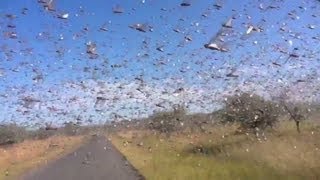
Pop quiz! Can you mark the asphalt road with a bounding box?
[22,135,144,180]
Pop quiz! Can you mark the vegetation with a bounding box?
[110,121,320,180]
[30,128,57,140]
[0,121,90,145]
[0,92,318,179]
[0,124,28,146]
[274,89,310,133]
[283,105,306,133]
[147,105,186,134]
[107,92,319,180]
[62,122,80,136]
[0,135,84,180]
[221,93,281,132]
[0,121,95,179]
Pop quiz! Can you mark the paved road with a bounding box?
[22,135,144,180]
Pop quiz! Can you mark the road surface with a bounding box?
[22,135,144,180]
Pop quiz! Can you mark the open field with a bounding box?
[0,135,85,180]
[110,121,320,180]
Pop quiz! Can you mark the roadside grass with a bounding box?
[0,135,85,180]
[110,121,320,180]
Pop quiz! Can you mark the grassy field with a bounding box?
[0,135,85,180]
[110,121,320,180]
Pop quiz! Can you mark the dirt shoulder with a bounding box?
[21,135,144,180]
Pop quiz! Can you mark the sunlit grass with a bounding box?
[110,121,320,180]
[0,135,85,180]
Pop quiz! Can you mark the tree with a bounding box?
[222,92,280,132]
[148,105,186,134]
[275,89,308,133]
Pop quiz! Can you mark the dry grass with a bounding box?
[110,121,320,180]
[0,135,85,180]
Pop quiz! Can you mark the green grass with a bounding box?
[110,121,320,180]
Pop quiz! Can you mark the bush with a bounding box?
[0,124,27,145]
[148,105,186,134]
[31,128,57,140]
[63,122,80,136]
[222,93,280,131]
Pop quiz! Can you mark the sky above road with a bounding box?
[0,0,320,127]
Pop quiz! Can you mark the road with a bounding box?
[22,135,145,180]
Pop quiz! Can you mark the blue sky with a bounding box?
[0,0,320,126]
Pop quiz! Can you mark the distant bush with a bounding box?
[0,124,28,145]
[221,93,280,132]
[31,128,57,140]
[62,122,80,136]
[148,105,186,134]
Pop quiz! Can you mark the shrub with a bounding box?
[63,122,80,136]
[221,93,280,132]
[31,128,57,140]
[148,105,186,134]
[0,124,27,145]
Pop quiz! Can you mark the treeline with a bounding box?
[1,92,317,146]
[0,122,107,146]
[114,92,316,135]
